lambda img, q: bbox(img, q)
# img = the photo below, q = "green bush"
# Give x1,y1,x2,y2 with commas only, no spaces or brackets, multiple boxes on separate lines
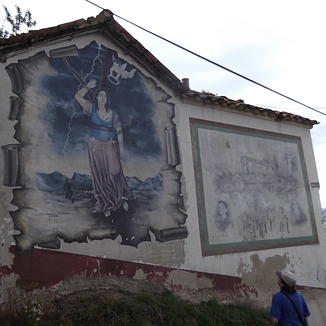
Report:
0,290,270,326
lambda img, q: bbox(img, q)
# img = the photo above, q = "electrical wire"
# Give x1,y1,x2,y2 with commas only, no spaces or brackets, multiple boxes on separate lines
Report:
85,0,326,117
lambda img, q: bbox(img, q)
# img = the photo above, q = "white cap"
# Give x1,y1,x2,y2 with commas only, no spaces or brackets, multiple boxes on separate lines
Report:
276,271,296,287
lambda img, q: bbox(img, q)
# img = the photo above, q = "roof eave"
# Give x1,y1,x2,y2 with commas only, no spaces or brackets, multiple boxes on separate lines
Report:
181,90,318,128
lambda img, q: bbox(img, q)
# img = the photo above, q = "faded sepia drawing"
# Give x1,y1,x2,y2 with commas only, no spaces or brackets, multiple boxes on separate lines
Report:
191,118,318,256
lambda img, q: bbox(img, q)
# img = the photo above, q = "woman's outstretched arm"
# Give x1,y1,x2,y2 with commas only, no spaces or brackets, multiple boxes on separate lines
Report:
75,79,97,108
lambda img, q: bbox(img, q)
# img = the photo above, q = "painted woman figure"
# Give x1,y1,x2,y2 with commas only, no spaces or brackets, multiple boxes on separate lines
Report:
215,200,232,231
75,79,135,216
290,199,307,225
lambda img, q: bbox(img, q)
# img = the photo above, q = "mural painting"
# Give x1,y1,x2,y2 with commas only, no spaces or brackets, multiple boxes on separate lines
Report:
190,118,318,256
3,41,187,256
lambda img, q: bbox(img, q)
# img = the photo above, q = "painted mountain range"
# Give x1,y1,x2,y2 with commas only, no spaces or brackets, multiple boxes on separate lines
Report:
35,171,163,193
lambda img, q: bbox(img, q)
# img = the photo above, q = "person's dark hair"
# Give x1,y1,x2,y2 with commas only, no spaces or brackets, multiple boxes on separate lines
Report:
218,201,227,208
93,88,111,112
280,278,296,294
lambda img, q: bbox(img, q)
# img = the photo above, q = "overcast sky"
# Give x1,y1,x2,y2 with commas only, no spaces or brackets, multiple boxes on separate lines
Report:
2,0,326,208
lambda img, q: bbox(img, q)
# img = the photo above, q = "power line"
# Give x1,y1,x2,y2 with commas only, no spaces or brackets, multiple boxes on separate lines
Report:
85,0,326,117
256,104,326,112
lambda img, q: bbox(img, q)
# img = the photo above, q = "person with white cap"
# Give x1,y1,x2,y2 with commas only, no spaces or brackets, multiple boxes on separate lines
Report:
270,271,311,325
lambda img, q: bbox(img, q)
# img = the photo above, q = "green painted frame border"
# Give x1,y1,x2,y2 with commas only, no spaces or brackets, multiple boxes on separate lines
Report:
190,118,319,256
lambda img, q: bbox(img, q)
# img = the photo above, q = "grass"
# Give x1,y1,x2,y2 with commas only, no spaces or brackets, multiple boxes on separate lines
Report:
0,290,271,326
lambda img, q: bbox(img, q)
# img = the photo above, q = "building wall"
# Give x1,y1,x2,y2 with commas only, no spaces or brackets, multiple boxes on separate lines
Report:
178,96,325,271
1,32,326,323
177,99,325,284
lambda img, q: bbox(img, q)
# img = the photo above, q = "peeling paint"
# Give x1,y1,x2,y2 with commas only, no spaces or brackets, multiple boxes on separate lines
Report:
3,246,243,295
238,253,290,295
167,270,203,290
237,283,259,299
0,273,19,303
133,268,147,281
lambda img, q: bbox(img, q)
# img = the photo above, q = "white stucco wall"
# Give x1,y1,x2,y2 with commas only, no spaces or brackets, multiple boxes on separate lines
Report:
174,97,326,291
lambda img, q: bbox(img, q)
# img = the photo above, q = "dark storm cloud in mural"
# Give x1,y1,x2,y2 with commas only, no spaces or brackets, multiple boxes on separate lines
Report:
41,42,162,158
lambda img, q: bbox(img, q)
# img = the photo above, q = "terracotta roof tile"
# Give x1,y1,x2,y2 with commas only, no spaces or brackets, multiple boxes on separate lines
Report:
182,90,317,127
0,10,318,127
